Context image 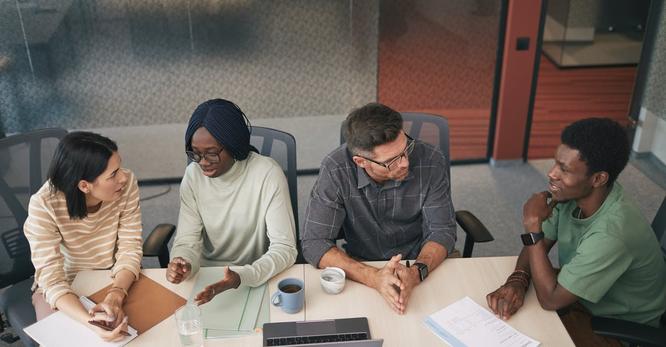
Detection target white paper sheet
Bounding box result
[23,296,138,347]
[424,296,540,347]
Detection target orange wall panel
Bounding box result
[493,0,543,160]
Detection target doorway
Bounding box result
[527,0,649,159]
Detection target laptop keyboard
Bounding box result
[266,332,369,346]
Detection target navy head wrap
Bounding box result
[185,99,254,160]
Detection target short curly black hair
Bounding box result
[561,117,630,186]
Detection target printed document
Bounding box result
[424,296,540,347]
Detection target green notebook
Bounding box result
[189,271,268,336]
[204,285,269,338]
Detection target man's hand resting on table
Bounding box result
[368,254,405,314]
[394,262,421,314]
[486,281,527,320]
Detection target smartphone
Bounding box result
[88,319,132,336]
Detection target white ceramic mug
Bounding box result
[320,267,346,294]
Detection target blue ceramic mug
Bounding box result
[271,278,304,314]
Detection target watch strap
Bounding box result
[414,262,428,282]
[521,232,544,246]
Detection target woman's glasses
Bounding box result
[185,148,224,164]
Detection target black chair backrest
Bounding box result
[340,112,451,168]
[653,196,666,257]
[249,126,305,264]
[0,128,67,288]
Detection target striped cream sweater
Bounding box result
[24,169,143,307]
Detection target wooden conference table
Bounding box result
[72,256,574,346]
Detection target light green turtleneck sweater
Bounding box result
[170,151,297,286]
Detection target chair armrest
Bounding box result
[1,227,35,289]
[455,211,494,243]
[143,224,176,257]
[590,316,666,347]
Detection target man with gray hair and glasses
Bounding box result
[301,102,457,314]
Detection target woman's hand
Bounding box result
[88,315,130,342]
[194,267,241,305]
[167,257,192,284]
[89,290,126,331]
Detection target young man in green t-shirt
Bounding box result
[486,118,666,345]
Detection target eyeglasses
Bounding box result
[185,148,224,164]
[358,134,415,171]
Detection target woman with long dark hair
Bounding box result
[24,131,142,342]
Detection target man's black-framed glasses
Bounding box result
[185,148,224,164]
[358,134,415,171]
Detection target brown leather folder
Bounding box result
[89,273,186,334]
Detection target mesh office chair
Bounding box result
[590,196,666,347]
[150,126,305,266]
[143,223,177,268]
[250,126,304,264]
[0,129,184,346]
[340,112,494,257]
[0,128,67,347]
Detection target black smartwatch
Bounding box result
[414,262,428,282]
[521,232,545,246]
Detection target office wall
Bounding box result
[634,2,666,164]
[0,0,378,133]
[642,5,666,122]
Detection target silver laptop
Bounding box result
[263,317,383,347]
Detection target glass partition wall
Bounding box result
[1,0,503,171]
[528,0,645,159]
[378,1,501,161]
[542,0,649,67]
[0,1,376,131]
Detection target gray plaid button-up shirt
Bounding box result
[301,141,456,266]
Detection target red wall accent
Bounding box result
[492,0,543,160]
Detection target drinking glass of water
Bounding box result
[175,304,204,347]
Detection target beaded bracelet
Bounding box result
[512,268,531,279]
[507,274,528,284]
[505,278,529,289]
[505,271,530,289]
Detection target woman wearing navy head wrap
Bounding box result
[166,99,297,303]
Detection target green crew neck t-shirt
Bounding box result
[542,183,666,326]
